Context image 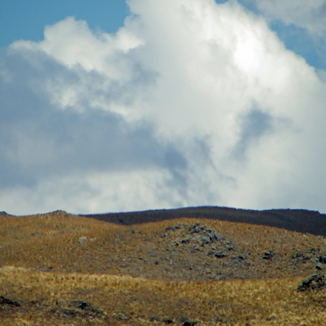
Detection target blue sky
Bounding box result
[1,0,326,215]
[0,0,129,46]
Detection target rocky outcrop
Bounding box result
[297,272,326,291]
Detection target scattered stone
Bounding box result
[113,312,130,320]
[318,254,326,264]
[71,301,92,311]
[308,248,320,254]
[292,252,312,263]
[200,235,211,245]
[78,236,87,244]
[149,316,160,322]
[183,321,197,326]
[178,316,189,323]
[297,272,326,291]
[165,224,185,232]
[189,223,204,234]
[266,315,277,321]
[192,245,203,252]
[56,301,106,319]
[163,318,173,323]
[263,251,274,260]
[62,309,79,317]
[316,263,325,270]
[215,252,227,258]
[0,296,20,307]
[34,265,54,272]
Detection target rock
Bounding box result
[62,309,79,317]
[149,316,160,322]
[0,296,20,307]
[78,236,87,244]
[165,224,185,232]
[266,315,277,321]
[316,263,325,270]
[292,252,312,263]
[200,235,211,245]
[183,322,197,326]
[163,318,173,323]
[297,272,326,291]
[113,312,130,320]
[189,223,204,234]
[120,263,129,268]
[71,301,91,310]
[308,248,320,254]
[192,245,203,252]
[215,252,227,258]
[263,251,274,260]
[65,301,106,318]
[34,265,54,272]
[318,254,326,264]
[178,316,189,323]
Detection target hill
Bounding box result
[1,207,326,325]
[83,206,326,236]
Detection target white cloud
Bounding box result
[1,0,326,215]
[244,0,326,35]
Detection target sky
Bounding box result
[1,0,326,215]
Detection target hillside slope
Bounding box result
[1,209,326,325]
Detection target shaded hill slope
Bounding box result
[83,206,326,236]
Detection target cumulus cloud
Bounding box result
[243,0,326,34]
[1,0,326,215]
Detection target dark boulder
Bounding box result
[163,318,174,323]
[263,251,274,260]
[318,254,326,264]
[0,296,20,307]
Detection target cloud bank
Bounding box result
[1,0,326,215]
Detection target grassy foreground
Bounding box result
[1,265,326,325]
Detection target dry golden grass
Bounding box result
[1,266,326,325]
[1,210,326,325]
